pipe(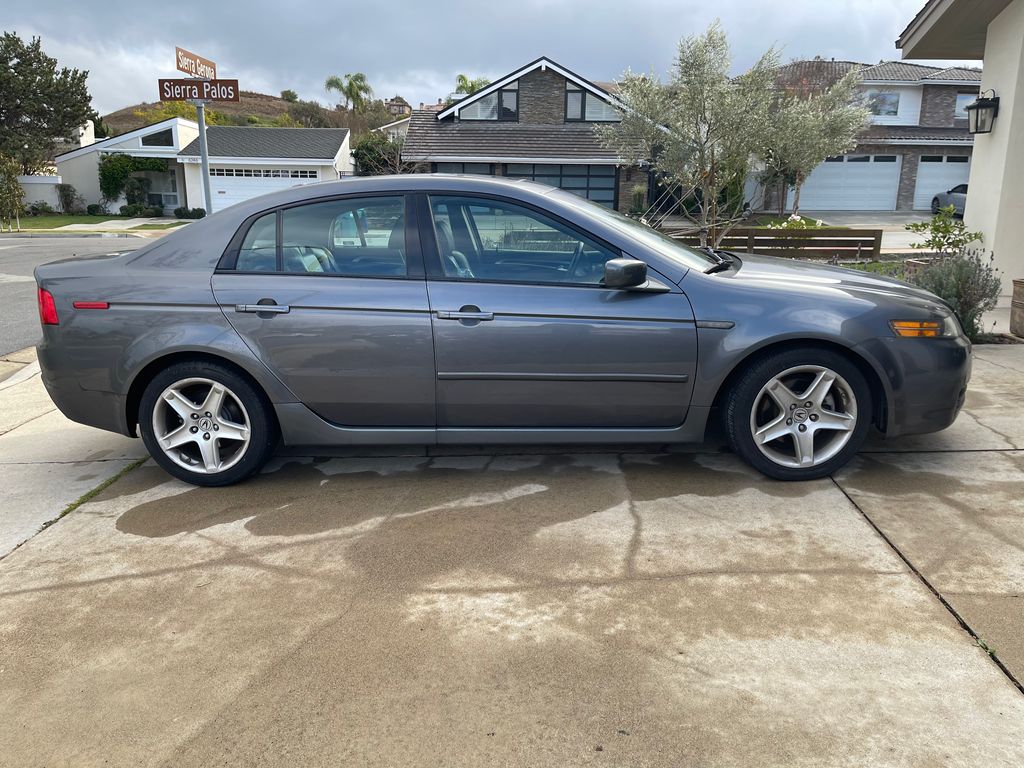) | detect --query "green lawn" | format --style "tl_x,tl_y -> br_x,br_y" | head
10,215 -> 122,229
131,222 -> 187,231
